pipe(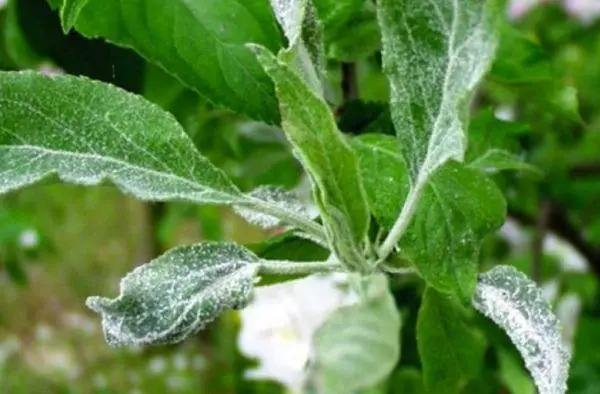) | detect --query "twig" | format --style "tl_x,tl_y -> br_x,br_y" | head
509,203 -> 600,279
570,162 -> 600,178
341,62 -> 358,101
